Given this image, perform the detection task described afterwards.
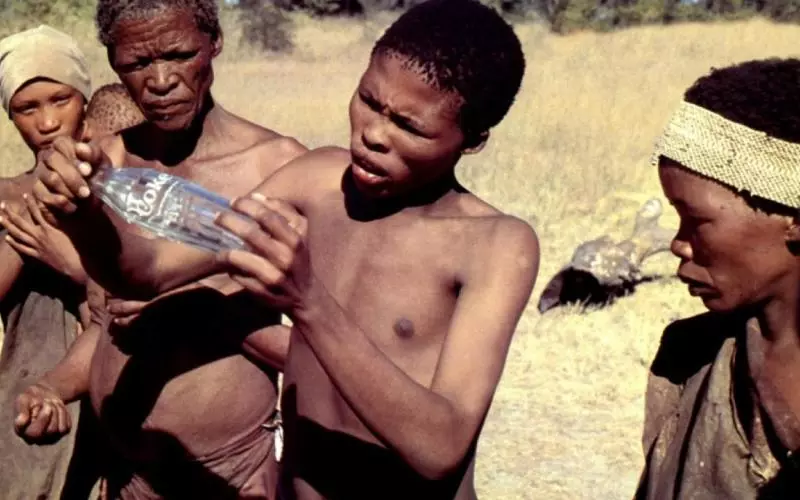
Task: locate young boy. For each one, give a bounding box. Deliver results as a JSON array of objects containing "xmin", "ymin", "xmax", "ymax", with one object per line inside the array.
[
  {"xmin": 215, "ymin": 1, "xmax": 539, "ymax": 497},
  {"xmin": 32, "ymin": 1, "xmax": 537, "ymax": 497}
]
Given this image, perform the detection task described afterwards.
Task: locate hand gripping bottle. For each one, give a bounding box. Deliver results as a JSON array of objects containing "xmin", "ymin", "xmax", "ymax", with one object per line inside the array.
[{"xmin": 89, "ymin": 167, "xmax": 249, "ymax": 252}]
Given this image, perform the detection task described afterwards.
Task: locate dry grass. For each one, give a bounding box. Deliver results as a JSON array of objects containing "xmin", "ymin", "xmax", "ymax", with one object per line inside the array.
[{"xmin": 2, "ymin": 13, "xmax": 799, "ymax": 499}]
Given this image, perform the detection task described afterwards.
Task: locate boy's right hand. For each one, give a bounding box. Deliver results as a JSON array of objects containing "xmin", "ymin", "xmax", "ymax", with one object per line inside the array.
[
  {"xmin": 33, "ymin": 137, "xmax": 108, "ymax": 217},
  {"xmin": 14, "ymin": 381, "xmax": 72, "ymax": 444}
]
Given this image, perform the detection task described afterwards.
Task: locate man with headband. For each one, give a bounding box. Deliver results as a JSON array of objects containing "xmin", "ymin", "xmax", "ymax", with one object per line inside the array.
[
  {"xmin": 0, "ymin": 24, "xmax": 102, "ymax": 500},
  {"xmin": 635, "ymin": 59, "xmax": 800, "ymax": 498}
]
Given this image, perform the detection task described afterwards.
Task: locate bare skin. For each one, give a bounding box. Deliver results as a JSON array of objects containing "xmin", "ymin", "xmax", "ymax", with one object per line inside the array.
[
  {"xmin": 215, "ymin": 53, "xmax": 540, "ymax": 499},
  {"xmin": 660, "ymin": 159, "xmax": 800, "ymax": 460},
  {"xmin": 32, "ymin": 46, "xmax": 537, "ymax": 500},
  {"xmin": 26, "ymin": 8, "xmax": 306, "ymax": 498}
]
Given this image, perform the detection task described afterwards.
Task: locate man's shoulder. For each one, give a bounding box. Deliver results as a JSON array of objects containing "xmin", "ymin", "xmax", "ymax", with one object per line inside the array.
[
  {"xmin": 650, "ymin": 311, "xmax": 743, "ymax": 384},
  {"xmin": 248, "ymin": 134, "xmax": 309, "ymax": 174}
]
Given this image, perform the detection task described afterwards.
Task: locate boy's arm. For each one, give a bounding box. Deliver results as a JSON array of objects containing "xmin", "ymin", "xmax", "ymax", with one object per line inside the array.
[
  {"xmin": 294, "ymin": 218, "xmax": 539, "ymax": 479},
  {"xmin": 40, "ymin": 278, "xmax": 105, "ymax": 402},
  {"xmin": 14, "ymin": 279, "xmax": 105, "ymax": 442}
]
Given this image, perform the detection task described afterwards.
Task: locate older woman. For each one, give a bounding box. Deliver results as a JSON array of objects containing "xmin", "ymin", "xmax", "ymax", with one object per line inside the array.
[
  {"xmin": 0, "ymin": 24, "xmax": 101, "ymax": 500},
  {"xmin": 636, "ymin": 58, "xmax": 800, "ymax": 499}
]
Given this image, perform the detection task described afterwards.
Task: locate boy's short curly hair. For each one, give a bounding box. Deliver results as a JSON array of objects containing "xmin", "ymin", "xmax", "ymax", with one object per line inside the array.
[
  {"xmin": 86, "ymin": 82, "xmax": 145, "ymax": 135},
  {"xmin": 372, "ymin": 0, "xmax": 525, "ymax": 136},
  {"xmin": 96, "ymin": 0, "xmax": 221, "ymax": 46},
  {"xmin": 684, "ymin": 58, "xmax": 800, "ymax": 143}
]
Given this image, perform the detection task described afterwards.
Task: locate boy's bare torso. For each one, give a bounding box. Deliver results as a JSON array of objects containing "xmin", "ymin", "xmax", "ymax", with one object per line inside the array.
[
  {"xmin": 280, "ymin": 149, "xmax": 509, "ymax": 499},
  {"xmin": 88, "ymin": 110, "xmax": 303, "ymax": 494}
]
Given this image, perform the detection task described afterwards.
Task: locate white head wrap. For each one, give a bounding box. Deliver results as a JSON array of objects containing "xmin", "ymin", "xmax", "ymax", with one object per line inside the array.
[{"xmin": 0, "ymin": 25, "xmax": 91, "ymax": 115}]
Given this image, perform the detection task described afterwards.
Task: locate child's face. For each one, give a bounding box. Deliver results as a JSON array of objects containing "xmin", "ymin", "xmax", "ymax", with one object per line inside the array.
[
  {"xmin": 348, "ymin": 52, "xmax": 466, "ymax": 199},
  {"xmin": 9, "ymin": 79, "xmax": 86, "ymax": 153}
]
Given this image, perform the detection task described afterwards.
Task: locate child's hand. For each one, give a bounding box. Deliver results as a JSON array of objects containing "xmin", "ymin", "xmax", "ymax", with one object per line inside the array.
[
  {"xmin": 14, "ymin": 381, "xmax": 72, "ymax": 444},
  {"xmin": 0, "ymin": 193, "xmax": 87, "ymax": 285}
]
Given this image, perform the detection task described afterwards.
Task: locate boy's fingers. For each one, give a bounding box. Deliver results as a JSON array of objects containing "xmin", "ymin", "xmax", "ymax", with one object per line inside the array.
[
  {"xmin": 238, "ymin": 196, "xmax": 305, "ymax": 247},
  {"xmin": 42, "ymin": 139, "xmax": 92, "ymax": 199},
  {"xmin": 3, "ymin": 220, "xmax": 37, "ymax": 248},
  {"xmin": 33, "ymin": 180, "xmax": 78, "ymax": 215},
  {"xmin": 13, "ymin": 395, "xmax": 33, "ymax": 431},
  {"xmin": 3, "ymin": 204, "xmax": 38, "ymax": 239},
  {"xmin": 25, "ymin": 404, "xmax": 52, "ymax": 437},
  {"xmin": 7, "ymin": 238, "xmax": 40, "ymax": 259},
  {"xmin": 256, "ymin": 197, "xmax": 308, "ymax": 237},
  {"xmin": 74, "ymin": 141, "xmax": 107, "ymax": 172},
  {"xmin": 216, "ymin": 211, "xmax": 276, "ymax": 255},
  {"xmin": 218, "ymin": 249, "xmax": 283, "ymax": 287},
  {"xmin": 24, "ymin": 193, "xmax": 47, "ymax": 225}
]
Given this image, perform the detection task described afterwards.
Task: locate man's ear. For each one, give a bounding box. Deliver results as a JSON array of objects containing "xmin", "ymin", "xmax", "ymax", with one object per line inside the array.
[{"xmin": 462, "ymin": 130, "xmax": 489, "ymax": 155}]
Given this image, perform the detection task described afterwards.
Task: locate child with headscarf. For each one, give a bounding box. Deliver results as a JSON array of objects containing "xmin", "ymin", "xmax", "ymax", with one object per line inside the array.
[{"xmin": 0, "ymin": 24, "xmax": 102, "ymax": 500}]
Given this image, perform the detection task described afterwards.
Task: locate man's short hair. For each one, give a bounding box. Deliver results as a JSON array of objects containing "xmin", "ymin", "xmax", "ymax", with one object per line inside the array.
[
  {"xmin": 86, "ymin": 82, "xmax": 145, "ymax": 134},
  {"xmin": 96, "ymin": 0, "xmax": 221, "ymax": 46},
  {"xmin": 372, "ymin": 0, "xmax": 525, "ymax": 137}
]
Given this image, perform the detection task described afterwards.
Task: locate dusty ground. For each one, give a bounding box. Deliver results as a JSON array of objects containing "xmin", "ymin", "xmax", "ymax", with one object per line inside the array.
[{"xmin": 1, "ymin": 12, "xmax": 799, "ymax": 498}]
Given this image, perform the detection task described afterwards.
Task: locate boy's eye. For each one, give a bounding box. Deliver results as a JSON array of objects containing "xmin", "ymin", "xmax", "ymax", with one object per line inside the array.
[
  {"xmin": 393, "ymin": 116, "xmax": 423, "ymax": 136},
  {"xmin": 359, "ymin": 92, "xmax": 381, "ymax": 111}
]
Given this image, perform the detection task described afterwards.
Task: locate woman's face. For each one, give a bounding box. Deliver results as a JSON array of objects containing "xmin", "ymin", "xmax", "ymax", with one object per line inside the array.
[
  {"xmin": 9, "ymin": 79, "xmax": 86, "ymax": 153},
  {"xmin": 659, "ymin": 158, "xmax": 798, "ymax": 312}
]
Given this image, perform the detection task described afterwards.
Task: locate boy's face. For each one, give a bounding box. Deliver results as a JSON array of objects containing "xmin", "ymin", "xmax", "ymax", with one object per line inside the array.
[
  {"xmin": 348, "ymin": 52, "xmax": 466, "ymax": 199},
  {"xmin": 9, "ymin": 79, "xmax": 86, "ymax": 153},
  {"xmin": 659, "ymin": 158, "xmax": 798, "ymax": 312}
]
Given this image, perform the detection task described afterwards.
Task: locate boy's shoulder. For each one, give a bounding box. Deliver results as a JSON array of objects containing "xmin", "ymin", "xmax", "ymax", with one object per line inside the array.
[{"xmin": 446, "ymin": 192, "xmax": 539, "ymax": 269}]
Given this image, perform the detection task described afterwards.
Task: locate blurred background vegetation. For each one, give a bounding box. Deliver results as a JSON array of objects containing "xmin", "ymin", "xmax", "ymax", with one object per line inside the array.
[{"xmin": 2, "ymin": 0, "xmax": 800, "ymax": 51}]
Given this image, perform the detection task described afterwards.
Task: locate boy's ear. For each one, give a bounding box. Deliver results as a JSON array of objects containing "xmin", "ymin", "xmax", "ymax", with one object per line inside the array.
[
  {"xmin": 461, "ymin": 130, "xmax": 489, "ymax": 155},
  {"xmin": 211, "ymin": 31, "xmax": 224, "ymax": 58},
  {"xmin": 786, "ymin": 215, "xmax": 800, "ymax": 254}
]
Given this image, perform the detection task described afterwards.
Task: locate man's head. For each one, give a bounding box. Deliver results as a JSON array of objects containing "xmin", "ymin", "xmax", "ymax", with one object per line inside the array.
[
  {"xmin": 86, "ymin": 82, "xmax": 146, "ymax": 137},
  {"xmin": 0, "ymin": 25, "xmax": 91, "ymax": 153},
  {"xmin": 654, "ymin": 58, "xmax": 800, "ymax": 312},
  {"xmin": 348, "ymin": 0, "xmax": 525, "ymax": 199},
  {"xmin": 96, "ymin": 0, "xmax": 223, "ymax": 132}
]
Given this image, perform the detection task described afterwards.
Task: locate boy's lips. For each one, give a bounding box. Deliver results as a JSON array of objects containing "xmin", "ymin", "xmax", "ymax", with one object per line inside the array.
[
  {"xmin": 351, "ymin": 153, "xmax": 389, "ymax": 186},
  {"xmin": 678, "ymin": 274, "xmax": 716, "ymax": 296}
]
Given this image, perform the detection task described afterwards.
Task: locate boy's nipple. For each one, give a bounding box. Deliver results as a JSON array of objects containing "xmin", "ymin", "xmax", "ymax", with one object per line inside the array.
[{"xmin": 393, "ymin": 318, "xmax": 415, "ymax": 339}]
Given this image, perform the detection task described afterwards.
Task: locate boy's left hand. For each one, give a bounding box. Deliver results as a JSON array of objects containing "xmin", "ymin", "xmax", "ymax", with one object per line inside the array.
[
  {"xmin": 215, "ymin": 195, "xmax": 312, "ymax": 312},
  {"xmin": 0, "ymin": 193, "xmax": 87, "ymax": 285}
]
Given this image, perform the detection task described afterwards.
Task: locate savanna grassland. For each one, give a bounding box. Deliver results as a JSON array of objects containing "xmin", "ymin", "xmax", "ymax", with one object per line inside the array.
[{"xmin": 1, "ymin": 11, "xmax": 799, "ymax": 499}]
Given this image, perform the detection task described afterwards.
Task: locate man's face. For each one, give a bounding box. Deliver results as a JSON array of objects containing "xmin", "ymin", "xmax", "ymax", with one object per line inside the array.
[
  {"xmin": 9, "ymin": 79, "xmax": 85, "ymax": 153},
  {"xmin": 108, "ymin": 8, "xmax": 221, "ymax": 132},
  {"xmin": 659, "ymin": 159, "xmax": 797, "ymax": 312},
  {"xmin": 348, "ymin": 52, "xmax": 467, "ymax": 200}
]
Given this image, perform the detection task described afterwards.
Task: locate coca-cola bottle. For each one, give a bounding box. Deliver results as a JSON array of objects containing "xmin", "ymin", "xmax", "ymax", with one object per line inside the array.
[{"xmin": 89, "ymin": 167, "xmax": 249, "ymax": 252}]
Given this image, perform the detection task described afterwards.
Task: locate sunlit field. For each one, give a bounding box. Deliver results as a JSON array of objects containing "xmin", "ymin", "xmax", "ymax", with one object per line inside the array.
[{"xmin": 1, "ymin": 12, "xmax": 799, "ymax": 498}]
